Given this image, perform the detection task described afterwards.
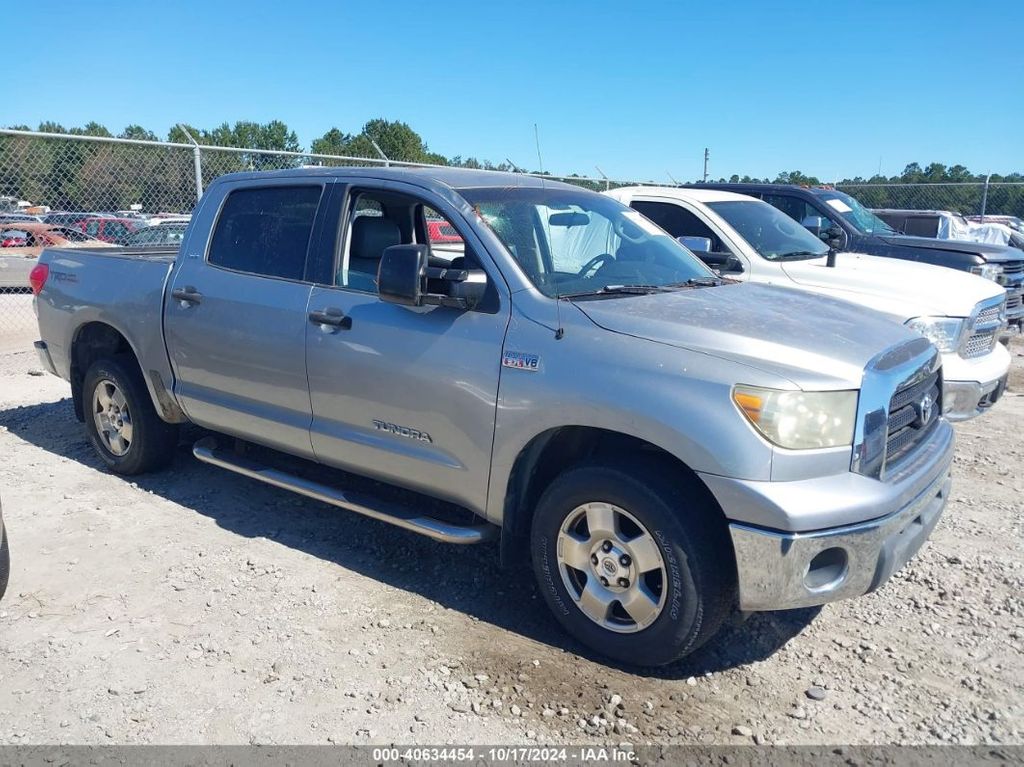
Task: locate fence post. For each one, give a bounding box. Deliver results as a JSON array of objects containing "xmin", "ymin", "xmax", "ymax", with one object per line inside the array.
[
  {"xmin": 177, "ymin": 125, "xmax": 203, "ymax": 203},
  {"xmin": 193, "ymin": 146, "xmax": 203, "ymax": 203},
  {"xmin": 979, "ymin": 174, "xmax": 990, "ymax": 221}
]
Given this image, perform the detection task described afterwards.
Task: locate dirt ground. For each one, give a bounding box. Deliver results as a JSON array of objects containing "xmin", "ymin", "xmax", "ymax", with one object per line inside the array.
[{"xmin": 0, "ymin": 318, "xmax": 1021, "ymax": 746}]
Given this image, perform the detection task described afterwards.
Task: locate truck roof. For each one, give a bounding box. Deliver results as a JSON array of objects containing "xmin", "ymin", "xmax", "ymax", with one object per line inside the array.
[
  {"xmin": 687, "ymin": 183, "xmax": 840, "ymax": 197},
  {"xmin": 214, "ymin": 165, "xmax": 585, "ymax": 194},
  {"xmin": 613, "ymin": 186, "xmax": 752, "ymax": 203}
]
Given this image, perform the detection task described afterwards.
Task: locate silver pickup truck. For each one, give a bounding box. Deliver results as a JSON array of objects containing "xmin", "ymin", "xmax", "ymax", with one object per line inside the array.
[{"xmin": 32, "ymin": 167, "xmax": 954, "ymax": 665}]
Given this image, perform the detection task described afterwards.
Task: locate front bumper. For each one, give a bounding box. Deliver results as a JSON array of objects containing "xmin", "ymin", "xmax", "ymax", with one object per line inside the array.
[
  {"xmin": 944, "ymin": 375, "xmax": 1008, "ymax": 421},
  {"xmin": 941, "ymin": 341, "xmax": 1010, "ymax": 421},
  {"xmin": 703, "ymin": 419, "xmax": 954, "ymax": 611}
]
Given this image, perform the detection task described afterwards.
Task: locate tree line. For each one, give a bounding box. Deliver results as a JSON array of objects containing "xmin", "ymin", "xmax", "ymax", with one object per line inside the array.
[{"xmin": 2, "ymin": 119, "xmax": 1022, "ymax": 217}]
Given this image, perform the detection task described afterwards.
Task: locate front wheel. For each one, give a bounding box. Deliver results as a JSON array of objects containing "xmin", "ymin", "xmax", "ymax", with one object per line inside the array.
[
  {"xmin": 531, "ymin": 461, "xmax": 735, "ymax": 666},
  {"xmin": 83, "ymin": 356, "xmax": 178, "ymax": 475}
]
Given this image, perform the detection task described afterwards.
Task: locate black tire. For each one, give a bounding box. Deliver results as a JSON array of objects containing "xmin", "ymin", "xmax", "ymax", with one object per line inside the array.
[
  {"xmin": 531, "ymin": 460, "xmax": 736, "ymax": 666},
  {"xmin": 0, "ymin": 524, "xmax": 9, "ymax": 602},
  {"xmin": 82, "ymin": 355, "xmax": 178, "ymax": 475}
]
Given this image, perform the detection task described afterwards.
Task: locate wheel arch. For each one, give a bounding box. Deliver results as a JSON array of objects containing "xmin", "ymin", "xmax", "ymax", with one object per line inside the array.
[
  {"xmin": 498, "ymin": 425, "xmax": 729, "ymax": 566},
  {"xmin": 69, "ymin": 321, "xmax": 185, "ymax": 424}
]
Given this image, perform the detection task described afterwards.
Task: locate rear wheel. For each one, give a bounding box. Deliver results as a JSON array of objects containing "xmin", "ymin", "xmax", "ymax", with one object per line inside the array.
[
  {"xmin": 0, "ymin": 523, "xmax": 9, "ymax": 601},
  {"xmin": 531, "ymin": 461, "xmax": 735, "ymax": 666},
  {"xmin": 83, "ymin": 356, "xmax": 178, "ymax": 475}
]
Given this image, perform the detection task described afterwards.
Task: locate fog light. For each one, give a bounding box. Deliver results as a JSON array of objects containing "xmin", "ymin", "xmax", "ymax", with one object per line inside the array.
[{"xmin": 804, "ymin": 547, "xmax": 848, "ymax": 591}]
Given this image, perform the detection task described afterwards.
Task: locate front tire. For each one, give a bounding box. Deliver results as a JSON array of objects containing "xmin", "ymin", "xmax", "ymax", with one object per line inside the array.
[
  {"xmin": 531, "ymin": 460, "xmax": 735, "ymax": 666},
  {"xmin": 83, "ymin": 356, "xmax": 178, "ymax": 475}
]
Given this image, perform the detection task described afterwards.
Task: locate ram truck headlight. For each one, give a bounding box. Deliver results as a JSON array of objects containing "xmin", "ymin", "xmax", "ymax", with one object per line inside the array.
[
  {"xmin": 905, "ymin": 316, "xmax": 965, "ymax": 353},
  {"xmin": 970, "ymin": 263, "xmax": 1003, "ymax": 282},
  {"xmin": 732, "ymin": 386, "xmax": 858, "ymax": 449}
]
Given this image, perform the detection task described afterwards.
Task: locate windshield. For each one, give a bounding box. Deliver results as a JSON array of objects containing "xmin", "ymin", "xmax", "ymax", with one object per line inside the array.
[
  {"xmin": 459, "ymin": 187, "xmax": 715, "ymax": 297},
  {"xmin": 819, "ymin": 191, "xmax": 896, "ymax": 235},
  {"xmin": 707, "ymin": 200, "xmax": 828, "ymax": 261}
]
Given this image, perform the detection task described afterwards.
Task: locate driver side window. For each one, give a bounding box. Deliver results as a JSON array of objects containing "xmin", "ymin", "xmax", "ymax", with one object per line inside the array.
[{"xmin": 629, "ymin": 200, "xmax": 731, "ymax": 255}]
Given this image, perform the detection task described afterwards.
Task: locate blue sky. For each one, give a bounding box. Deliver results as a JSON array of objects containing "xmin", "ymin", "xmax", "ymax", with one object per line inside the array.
[{"xmin": 4, "ymin": 0, "xmax": 1022, "ymax": 182}]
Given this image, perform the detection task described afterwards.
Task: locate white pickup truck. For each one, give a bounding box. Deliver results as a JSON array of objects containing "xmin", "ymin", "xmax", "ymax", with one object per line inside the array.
[{"xmin": 606, "ymin": 187, "xmax": 1011, "ymax": 421}]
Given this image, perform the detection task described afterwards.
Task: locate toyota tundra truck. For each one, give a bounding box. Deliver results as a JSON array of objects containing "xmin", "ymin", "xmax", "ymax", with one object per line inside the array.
[{"xmin": 31, "ymin": 167, "xmax": 954, "ymax": 665}]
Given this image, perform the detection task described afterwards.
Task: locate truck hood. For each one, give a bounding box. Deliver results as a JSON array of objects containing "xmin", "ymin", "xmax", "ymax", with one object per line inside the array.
[
  {"xmin": 878, "ymin": 233, "xmax": 1024, "ymax": 262},
  {"xmin": 780, "ymin": 252, "xmax": 1003, "ymax": 320},
  {"xmin": 573, "ymin": 282, "xmax": 921, "ymax": 390}
]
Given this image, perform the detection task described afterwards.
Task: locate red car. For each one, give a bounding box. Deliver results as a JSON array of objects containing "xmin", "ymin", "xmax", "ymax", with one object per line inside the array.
[
  {"xmin": 427, "ymin": 219, "xmax": 463, "ymax": 244},
  {"xmin": 77, "ymin": 217, "xmax": 144, "ymax": 244}
]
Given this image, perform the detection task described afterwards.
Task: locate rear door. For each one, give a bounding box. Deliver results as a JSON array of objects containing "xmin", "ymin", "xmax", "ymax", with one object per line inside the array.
[
  {"xmin": 304, "ymin": 180, "xmax": 509, "ymax": 513},
  {"xmin": 164, "ymin": 179, "xmax": 329, "ymax": 458}
]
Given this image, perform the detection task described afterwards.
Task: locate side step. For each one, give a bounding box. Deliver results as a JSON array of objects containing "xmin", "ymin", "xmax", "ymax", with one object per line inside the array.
[{"xmin": 192, "ymin": 437, "xmax": 497, "ymax": 545}]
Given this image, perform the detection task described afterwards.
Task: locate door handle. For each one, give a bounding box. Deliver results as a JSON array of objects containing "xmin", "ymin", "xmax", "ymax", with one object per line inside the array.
[
  {"xmin": 171, "ymin": 286, "xmax": 203, "ymax": 305},
  {"xmin": 308, "ymin": 308, "xmax": 352, "ymax": 330}
]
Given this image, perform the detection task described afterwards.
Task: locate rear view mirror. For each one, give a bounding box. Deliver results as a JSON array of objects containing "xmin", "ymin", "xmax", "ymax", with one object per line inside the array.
[
  {"xmin": 677, "ymin": 235, "xmax": 712, "ymax": 254},
  {"xmin": 378, "ymin": 244, "xmax": 427, "ymax": 306},
  {"xmin": 548, "ymin": 211, "xmax": 590, "ymax": 227}
]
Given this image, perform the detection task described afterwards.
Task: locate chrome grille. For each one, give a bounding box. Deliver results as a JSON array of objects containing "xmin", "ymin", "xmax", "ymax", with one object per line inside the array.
[
  {"xmin": 885, "ymin": 369, "xmax": 941, "ymax": 468},
  {"xmin": 963, "ymin": 330, "xmax": 997, "ymax": 358},
  {"xmin": 1007, "ymin": 292, "xmax": 1023, "ymax": 313},
  {"xmin": 1002, "ymin": 261, "xmax": 1024, "ymax": 276},
  {"xmin": 960, "ymin": 298, "xmax": 1007, "ymax": 359}
]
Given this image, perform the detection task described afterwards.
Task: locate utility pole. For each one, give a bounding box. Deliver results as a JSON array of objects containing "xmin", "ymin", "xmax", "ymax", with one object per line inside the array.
[
  {"xmin": 703, "ymin": 148, "xmax": 709, "ymax": 182},
  {"xmin": 534, "ymin": 124, "xmax": 544, "ymax": 173}
]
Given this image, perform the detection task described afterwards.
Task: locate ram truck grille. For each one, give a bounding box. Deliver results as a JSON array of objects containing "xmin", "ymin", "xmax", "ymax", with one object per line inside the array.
[{"xmin": 961, "ymin": 301, "xmax": 1005, "ymax": 359}]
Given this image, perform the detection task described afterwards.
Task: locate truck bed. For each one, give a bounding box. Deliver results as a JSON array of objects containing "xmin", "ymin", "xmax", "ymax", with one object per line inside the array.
[{"xmin": 35, "ymin": 245, "xmax": 179, "ymax": 397}]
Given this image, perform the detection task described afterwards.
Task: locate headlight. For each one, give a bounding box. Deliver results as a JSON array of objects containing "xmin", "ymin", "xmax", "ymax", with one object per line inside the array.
[
  {"xmin": 732, "ymin": 386, "xmax": 858, "ymax": 449},
  {"xmin": 905, "ymin": 316, "xmax": 965, "ymax": 353},
  {"xmin": 970, "ymin": 263, "xmax": 1003, "ymax": 282}
]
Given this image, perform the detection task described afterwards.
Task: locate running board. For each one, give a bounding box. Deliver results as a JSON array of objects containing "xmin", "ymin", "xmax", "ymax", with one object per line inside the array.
[{"xmin": 192, "ymin": 437, "xmax": 496, "ymax": 545}]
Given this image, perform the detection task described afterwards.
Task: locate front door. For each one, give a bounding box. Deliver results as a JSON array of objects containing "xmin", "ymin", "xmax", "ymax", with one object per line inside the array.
[{"xmin": 304, "ymin": 182, "xmax": 509, "ymax": 513}]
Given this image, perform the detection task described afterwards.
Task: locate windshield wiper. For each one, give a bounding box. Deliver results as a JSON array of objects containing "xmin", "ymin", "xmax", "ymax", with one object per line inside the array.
[
  {"xmin": 560, "ymin": 284, "xmax": 677, "ymax": 298},
  {"xmin": 773, "ymin": 250, "xmax": 826, "ymax": 261},
  {"xmin": 672, "ymin": 276, "xmax": 723, "ymax": 287}
]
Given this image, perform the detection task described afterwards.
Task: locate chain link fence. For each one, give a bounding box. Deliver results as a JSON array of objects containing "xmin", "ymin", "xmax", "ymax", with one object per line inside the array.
[{"xmin": 2, "ymin": 128, "xmax": 1023, "ymax": 343}]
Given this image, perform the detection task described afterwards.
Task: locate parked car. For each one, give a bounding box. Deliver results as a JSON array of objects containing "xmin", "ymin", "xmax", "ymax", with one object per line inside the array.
[
  {"xmin": 0, "ymin": 500, "xmax": 8, "ymax": 602},
  {"xmin": 871, "ymin": 208, "xmax": 1024, "ymax": 249},
  {"xmin": 692, "ymin": 183, "xmax": 1024, "ymax": 327},
  {"xmin": 43, "ymin": 211, "xmax": 111, "ymax": 228},
  {"xmin": 33, "ymin": 166, "xmax": 954, "ymax": 665},
  {"xmin": 78, "ymin": 217, "xmax": 145, "ymax": 244},
  {"xmin": 0, "ymin": 211, "xmax": 43, "ymax": 224},
  {"xmin": 0, "ymin": 222, "xmax": 109, "ymax": 290},
  {"xmin": 121, "ymin": 223, "xmax": 188, "ymax": 247},
  {"xmin": 607, "ymin": 187, "xmax": 1010, "ymax": 421}
]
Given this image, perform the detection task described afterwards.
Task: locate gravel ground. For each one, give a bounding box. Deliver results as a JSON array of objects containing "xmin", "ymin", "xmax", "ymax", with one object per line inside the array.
[{"xmin": 0, "ymin": 331, "xmax": 1021, "ymax": 746}]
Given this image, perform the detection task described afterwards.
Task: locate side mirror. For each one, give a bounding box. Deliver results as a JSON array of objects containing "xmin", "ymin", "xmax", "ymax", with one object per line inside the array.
[
  {"xmin": 378, "ymin": 244, "xmax": 427, "ymax": 306},
  {"xmin": 378, "ymin": 243, "xmax": 486, "ymax": 310},
  {"xmin": 697, "ymin": 250, "xmax": 744, "ymax": 274},
  {"xmin": 824, "ymin": 225, "xmax": 847, "ymax": 251},
  {"xmin": 801, "ymin": 216, "xmax": 827, "ymax": 238},
  {"xmin": 677, "ymin": 235, "xmax": 712, "ymax": 254}
]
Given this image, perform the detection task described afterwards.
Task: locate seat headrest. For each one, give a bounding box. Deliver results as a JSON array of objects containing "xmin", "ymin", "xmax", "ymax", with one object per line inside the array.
[{"xmin": 351, "ymin": 216, "xmax": 401, "ymax": 262}]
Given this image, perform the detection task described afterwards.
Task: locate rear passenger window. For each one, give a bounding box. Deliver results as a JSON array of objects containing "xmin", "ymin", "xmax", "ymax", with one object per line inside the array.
[{"xmin": 208, "ymin": 186, "xmax": 321, "ymax": 280}]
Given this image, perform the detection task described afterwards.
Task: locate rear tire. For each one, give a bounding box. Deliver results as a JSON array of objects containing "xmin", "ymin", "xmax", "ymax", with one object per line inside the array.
[
  {"xmin": 83, "ymin": 356, "xmax": 178, "ymax": 475},
  {"xmin": 531, "ymin": 460, "xmax": 735, "ymax": 666},
  {"xmin": 0, "ymin": 523, "xmax": 9, "ymax": 602}
]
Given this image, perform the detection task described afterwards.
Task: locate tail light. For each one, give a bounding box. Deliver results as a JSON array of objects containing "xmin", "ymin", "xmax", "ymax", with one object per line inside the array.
[{"xmin": 29, "ymin": 263, "xmax": 49, "ymax": 295}]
